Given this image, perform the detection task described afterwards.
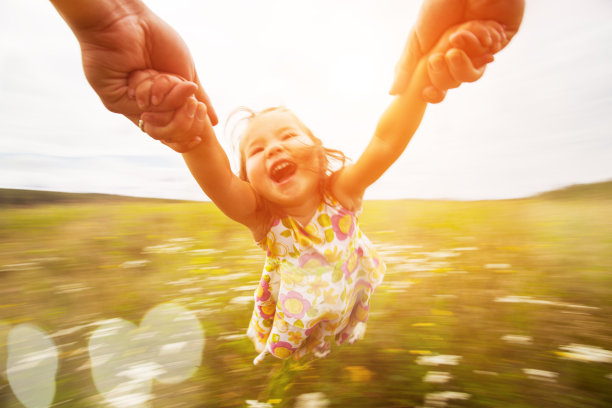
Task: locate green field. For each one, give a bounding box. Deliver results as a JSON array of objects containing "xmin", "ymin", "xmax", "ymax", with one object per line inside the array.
[{"xmin": 1, "ymin": 183, "xmax": 611, "ymax": 408}]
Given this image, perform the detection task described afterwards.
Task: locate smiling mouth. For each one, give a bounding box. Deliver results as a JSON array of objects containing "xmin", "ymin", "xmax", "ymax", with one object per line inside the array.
[{"xmin": 270, "ymin": 160, "xmax": 297, "ymax": 183}]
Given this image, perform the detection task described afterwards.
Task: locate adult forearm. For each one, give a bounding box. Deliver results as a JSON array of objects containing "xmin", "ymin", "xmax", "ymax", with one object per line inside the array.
[{"xmin": 49, "ymin": 0, "xmax": 147, "ymax": 34}]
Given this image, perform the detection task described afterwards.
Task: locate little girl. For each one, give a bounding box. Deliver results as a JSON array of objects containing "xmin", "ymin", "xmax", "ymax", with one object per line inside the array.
[{"xmin": 129, "ymin": 20, "xmax": 507, "ymax": 364}]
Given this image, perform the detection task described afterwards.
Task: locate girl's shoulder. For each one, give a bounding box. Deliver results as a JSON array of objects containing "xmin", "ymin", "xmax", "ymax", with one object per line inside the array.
[
  {"xmin": 326, "ymin": 170, "xmax": 363, "ymax": 213},
  {"xmin": 248, "ymin": 195, "xmax": 277, "ymax": 243}
]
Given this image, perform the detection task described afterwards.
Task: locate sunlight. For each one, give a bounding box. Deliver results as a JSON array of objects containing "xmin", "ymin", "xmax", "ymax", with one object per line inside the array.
[
  {"xmin": 88, "ymin": 302, "xmax": 205, "ymax": 407},
  {"xmin": 6, "ymin": 324, "xmax": 58, "ymax": 408}
]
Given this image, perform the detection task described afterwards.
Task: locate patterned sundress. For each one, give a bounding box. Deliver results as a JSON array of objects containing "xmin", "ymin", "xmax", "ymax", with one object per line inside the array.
[{"xmin": 246, "ymin": 195, "xmax": 386, "ymax": 364}]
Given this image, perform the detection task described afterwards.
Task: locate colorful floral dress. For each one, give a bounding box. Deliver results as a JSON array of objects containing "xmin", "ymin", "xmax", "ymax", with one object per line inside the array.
[{"xmin": 246, "ymin": 195, "xmax": 385, "ymax": 364}]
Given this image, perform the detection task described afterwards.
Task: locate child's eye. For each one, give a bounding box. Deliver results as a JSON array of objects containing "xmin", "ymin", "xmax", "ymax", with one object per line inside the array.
[
  {"xmin": 282, "ymin": 132, "xmax": 297, "ymax": 140},
  {"xmin": 248, "ymin": 147, "xmax": 263, "ymax": 157}
]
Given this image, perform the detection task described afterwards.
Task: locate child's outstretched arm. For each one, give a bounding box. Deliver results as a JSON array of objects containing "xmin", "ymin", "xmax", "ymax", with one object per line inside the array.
[
  {"xmin": 331, "ymin": 20, "xmax": 502, "ymax": 209},
  {"xmin": 131, "ymin": 71, "xmax": 261, "ymax": 231}
]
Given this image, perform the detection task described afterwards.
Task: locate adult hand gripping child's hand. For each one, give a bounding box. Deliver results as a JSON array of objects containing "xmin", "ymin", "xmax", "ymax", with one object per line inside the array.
[
  {"xmin": 50, "ymin": 0, "xmax": 218, "ymax": 127},
  {"xmin": 129, "ymin": 69, "xmax": 215, "ymax": 153},
  {"xmin": 424, "ymin": 19, "xmax": 509, "ymax": 94},
  {"xmin": 390, "ymin": 0, "xmax": 525, "ymax": 102}
]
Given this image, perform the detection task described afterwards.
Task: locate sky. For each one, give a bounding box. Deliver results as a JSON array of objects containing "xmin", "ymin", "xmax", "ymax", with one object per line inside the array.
[{"xmin": 1, "ymin": 0, "xmax": 611, "ymax": 201}]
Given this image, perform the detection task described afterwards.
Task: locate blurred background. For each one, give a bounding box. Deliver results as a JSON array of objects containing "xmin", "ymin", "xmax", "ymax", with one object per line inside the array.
[{"xmin": 1, "ymin": 0, "xmax": 611, "ymax": 407}]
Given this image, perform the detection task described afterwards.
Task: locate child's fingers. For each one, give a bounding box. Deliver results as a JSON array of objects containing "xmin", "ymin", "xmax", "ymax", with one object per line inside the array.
[
  {"xmin": 471, "ymin": 23, "xmax": 493, "ymax": 49},
  {"xmin": 127, "ymin": 69, "xmax": 156, "ymax": 99},
  {"xmin": 191, "ymin": 103, "xmax": 214, "ymax": 142},
  {"xmin": 450, "ymin": 30, "xmax": 483, "ymax": 57},
  {"xmin": 140, "ymin": 97, "xmax": 201, "ymax": 143},
  {"xmin": 446, "ymin": 49, "xmax": 486, "ymax": 83},
  {"xmin": 150, "ymin": 75, "xmax": 197, "ymax": 108},
  {"xmin": 149, "ymin": 75, "xmax": 178, "ymax": 106},
  {"xmin": 140, "ymin": 111, "xmax": 174, "ymax": 132},
  {"xmin": 427, "ymin": 52, "xmax": 461, "ymax": 91},
  {"xmin": 485, "ymin": 21, "xmax": 509, "ymax": 53},
  {"xmin": 472, "ymin": 53, "xmax": 494, "ymax": 69},
  {"xmin": 134, "ymin": 78, "xmax": 154, "ymax": 110},
  {"xmin": 173, "ymin": 99, "xmax": 211, "ymax": 142},
  {"xmin": 154, "ymin": 81, "xmax": 198, "ymax": 111},
  {"xmin": 422, "ymin": 86, "xmax": 447, "ymax": 104},
  {"xmin": 160, "ymin": 102, "xmax": 212, "ymax": 152}
]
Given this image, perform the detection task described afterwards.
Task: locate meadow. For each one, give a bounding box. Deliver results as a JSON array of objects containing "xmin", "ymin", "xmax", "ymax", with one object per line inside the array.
[{"xmin": 0, "ymin": 183, "xmax": 611, "ymax": 408}]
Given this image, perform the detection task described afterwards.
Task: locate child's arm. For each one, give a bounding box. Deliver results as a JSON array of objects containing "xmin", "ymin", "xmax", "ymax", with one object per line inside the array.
[
  {"xmin": 331, "ymin": 20, "xmax": 502, "ymax": 209},
  {"xmin": 130, "ymin": 71, "xmax": 261, "ymax": 231}
]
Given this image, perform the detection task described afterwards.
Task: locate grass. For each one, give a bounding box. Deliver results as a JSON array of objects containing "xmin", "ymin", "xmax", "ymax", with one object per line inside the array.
[{"xmin": 0, "ymin": 183, "xmax": 611, "ymax": 407}]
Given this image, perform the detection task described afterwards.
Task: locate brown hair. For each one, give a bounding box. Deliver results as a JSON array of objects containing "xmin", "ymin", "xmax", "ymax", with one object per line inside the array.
[{"xmin": 227, "ymin": 106, "xmax": 348, "ymax": 217}]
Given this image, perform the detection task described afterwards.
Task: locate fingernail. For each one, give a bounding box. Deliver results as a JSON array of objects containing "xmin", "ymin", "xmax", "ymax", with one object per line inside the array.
[
  {"xmin": 152, "ymin": 95, "xmax": 159, "ymax": 106},
  {"xmin": 128, "ymin": 88, "xmax": 135, "ymax": 99}
]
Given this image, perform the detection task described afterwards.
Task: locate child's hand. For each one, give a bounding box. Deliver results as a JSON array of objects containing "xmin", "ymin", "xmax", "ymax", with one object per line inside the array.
[
  {"xmin": 450, "ymin": 20, "xmax": 508, "ymax": 68},
  {"xmin": 128, "ymin": 69, "xmax": 198, "ymax": 112},
  {"xmin": 139, "ymin": 97, "xmax": 215, "ymax": 153},
  {"xmin": 128, "ymin": 69, "xmax": 213, "ymax": 152},
  {"xmin": 424, "ymin": 20, "xmax": 509, "ymax": 93}
]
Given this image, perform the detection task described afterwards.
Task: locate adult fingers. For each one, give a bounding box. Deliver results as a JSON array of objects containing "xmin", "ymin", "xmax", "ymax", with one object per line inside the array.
[
  {"xmin": 446, "ymin": 49, "xmax": 486, "ymax": 83},
  {"xmin": 193, "ymin": 73, "xmax": 218, "ymax": 126}
]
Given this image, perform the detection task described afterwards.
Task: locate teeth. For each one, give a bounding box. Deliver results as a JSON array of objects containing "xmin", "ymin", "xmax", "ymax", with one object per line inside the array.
[{"xmin": 273, "ymin": 162, "xmax": 290, "ymax": 173}]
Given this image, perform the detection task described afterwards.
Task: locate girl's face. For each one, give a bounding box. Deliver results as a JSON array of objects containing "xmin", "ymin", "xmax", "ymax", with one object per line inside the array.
[{"xmin": 241, "ymin": 110, "xmax": 321, "ymax": 209}]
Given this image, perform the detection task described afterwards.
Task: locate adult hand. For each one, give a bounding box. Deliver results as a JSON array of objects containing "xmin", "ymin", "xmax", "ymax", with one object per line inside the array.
[
  {"xmin": 390, "ymin": 0, "xmax": 525, "ymax": 103},
  {"xmin": 50, "ymin": 0, "xmax": 218, "ymax": 126}
]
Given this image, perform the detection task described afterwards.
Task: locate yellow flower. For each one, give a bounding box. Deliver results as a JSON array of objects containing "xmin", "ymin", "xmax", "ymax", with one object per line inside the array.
[
  {"xmin": 324, "ymin": 247, "xmax": 343, "ymax": 264},
  {"xmin": 307, "ymin": 276, "xmax": 329, "ymax": 297},
  {"xmin": 322, "ymin": 288, "xmax": 338, "ymax": 305},
  {"xmin": 288, "ymin": 331, "xmax": 302, "ymax": 344}
]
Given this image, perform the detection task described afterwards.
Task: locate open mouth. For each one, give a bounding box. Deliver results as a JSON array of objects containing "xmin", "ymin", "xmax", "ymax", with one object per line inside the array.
[{"xmin": 270, "ymin": 160, "xmax": 297, "ymax": 183}]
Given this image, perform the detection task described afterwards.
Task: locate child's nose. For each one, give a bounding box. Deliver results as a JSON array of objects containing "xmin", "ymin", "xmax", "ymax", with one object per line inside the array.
[{"xmin": 265, "ymin": 142, "xmax": 283, "ymax": 158}]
